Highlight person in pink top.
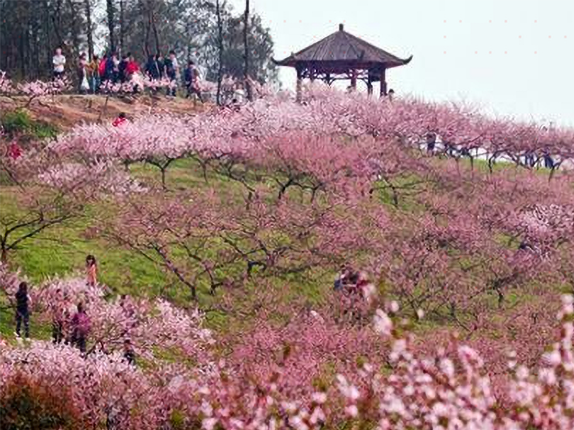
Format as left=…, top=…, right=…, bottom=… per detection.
left=70, top=302, right=91, bottom=353
left=86, top=254, right=98, bottom=286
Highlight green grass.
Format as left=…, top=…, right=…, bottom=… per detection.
left=1, top=144, right=560, bottom=344
left=0, top=156, right=339, bottom=338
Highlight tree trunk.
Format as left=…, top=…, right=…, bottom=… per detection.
left=243, top=0, right=253, bottom=101
left=66, top=0, right=80, bottom=60
left=84, top=0, right=94, bottom=59
left=142, top=0, right=151, bottom=56
left=119, top=0, right=125, bottom=53
left=215, top=0, right=224, bottom=106
left=106, top=0, right=116, bottom=52
left=1, top=243, right=7, bottom=264
left=149, top=0, right=160, bottom=54
left=43, top=0, right=52, bottom=77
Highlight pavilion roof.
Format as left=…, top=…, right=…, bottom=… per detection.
left=274, top=24, right=412, bottom=70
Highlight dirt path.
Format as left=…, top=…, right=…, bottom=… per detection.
left=0, top=94, right=208, bottom=131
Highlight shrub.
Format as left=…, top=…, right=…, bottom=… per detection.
left=0, top=373, right=79, bottom=430
left=1, top=109, right=58, bottom=139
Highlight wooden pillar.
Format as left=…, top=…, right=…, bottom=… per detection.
left=380, top=68, right=387, bottom=97
left=296, top=66, right=303, bottom=102
left=367, top=76, right=373, bottom=96
left=350, top=69, right=357, bottom=90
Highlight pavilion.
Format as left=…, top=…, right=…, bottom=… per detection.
left=274, top=24, right=412, bottom=101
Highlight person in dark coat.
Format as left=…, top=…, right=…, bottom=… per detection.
left=164, top=50, right=178, bottom=96
left=123, top=339, right=136, bottom=366
left=15, top=282, right=30, bottom=339
left=425, top=132, right=436, bottom=154
left=118, top=54, right=129, bottom=83
left=145, top=55, right=160, bottom=80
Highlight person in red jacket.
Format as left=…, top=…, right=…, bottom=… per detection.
left=99, top=53, right=108, bottom=80
left=7, top=141, right=22, bottom=160
left=112, top=112, right=128, bottom=127
left=126, top=54, right=140, bottom=93
left=126, top=54, right=139, bottom=77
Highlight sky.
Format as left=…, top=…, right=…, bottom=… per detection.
left=228, top=0, right=574, bottom=126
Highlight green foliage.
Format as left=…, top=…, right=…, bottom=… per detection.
left=169, top=409, right=186, bottom=430
left=218, top=13, right=278, bottom=84
left=1, top=109, right=58, bottom=139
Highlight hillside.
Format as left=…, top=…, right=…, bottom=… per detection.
left=0, top=94, right=207, bottom=131
left=2, top=87, right=574, bottom=429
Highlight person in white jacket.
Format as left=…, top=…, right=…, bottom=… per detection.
left=53, top=47, right=66, bottom=80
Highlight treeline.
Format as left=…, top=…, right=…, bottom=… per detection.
left=0, top=0, right=276, bottom=86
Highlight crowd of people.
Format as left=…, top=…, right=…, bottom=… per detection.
left=10, top=254, right=135, bottom=366
left=52, top=47, right=202, bottom=100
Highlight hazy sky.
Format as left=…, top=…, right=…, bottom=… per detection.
left=228, top=0, right=574, bottom=126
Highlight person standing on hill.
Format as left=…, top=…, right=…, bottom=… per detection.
left=145, top=54, right=160, bottom=81
left=544, top=152, right=555, bottom=169
left=86, top=254, right=98, bottom=286
left=105, top=53, right=119, bottom=84
left=119, top=53, right=129, bottom=83
left=88, top=54, right=101, bottom=94
left=156, top=53, right=165, bottom=79
left=164, top=50, right=179, bottom=97
left=78, top=53, right=89, bottom=94
left=51, top=288, right=66, bottom=344
left=126, top=54, right=140, bottom=92
left=185, top=60, right=203, bottom=102
left=52, top=47, right=66, bottom=80
left=113, top=53, right=121, bottom=83
left=70, top=302, right=90, bottom=353
left=99, top=53, right=108, bottom=84
left=425, top=132, right=437, bottom=154
left=126, top=54, right=140, bottom=78
left=14, top=282, right=31, bottom=339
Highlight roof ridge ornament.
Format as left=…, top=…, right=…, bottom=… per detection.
left=339, top=23, right=344, bottom=31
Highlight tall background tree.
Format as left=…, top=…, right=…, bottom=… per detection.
left=0, top=0, right=277, bottom=85
left=243, top=0, right=253, bottom=101
left=106, top=0, right=116, bottom=52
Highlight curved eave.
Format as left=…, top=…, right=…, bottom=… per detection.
left=272, top=57, right=297, bottom=67
left=386, top=55, right=413, bottom=69
left=400, top=55, right=413, bottom=66
left=273, top=55, right=413, bottom=69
